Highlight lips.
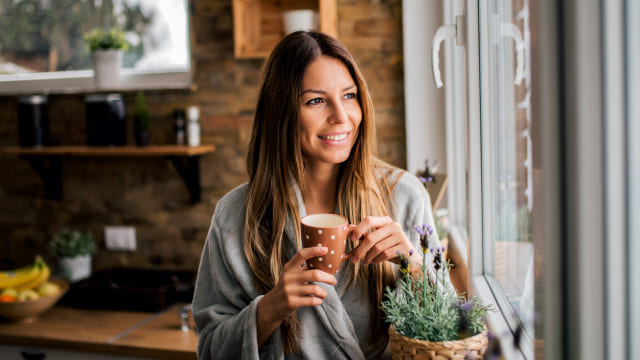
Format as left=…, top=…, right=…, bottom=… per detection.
left=319, top=133, right=348, bottom=141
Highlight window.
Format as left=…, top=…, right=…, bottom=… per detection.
left=0, top=0, right=191, bottom=94
left=433, top=0, right=639, bottom=358
left=478, top=0, right=534, bottom=333
left=442, top=0, right=534, bottom=357
left=626, top=0, right=639, bottom=356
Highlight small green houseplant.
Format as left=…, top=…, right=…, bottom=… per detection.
left=381, top=225, right=491, bottom=359
left=50, top=229, right=96, bottom=283
left=84, top=28, right=129, bottom=52
left=84, top=27, right=129, bottom=88
left=133, top=91, right=151, bottom=146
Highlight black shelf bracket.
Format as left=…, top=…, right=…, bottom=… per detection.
left=169, top=156, right=202, bottom=203
left=20, top=155, right=63, bottom=200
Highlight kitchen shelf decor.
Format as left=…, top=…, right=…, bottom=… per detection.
left=232, top=0, right=338, bottom=58
left=0, top=145, right=216, bottom=203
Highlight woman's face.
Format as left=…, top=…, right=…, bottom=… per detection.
left=299, top=55, right=362, bottom=168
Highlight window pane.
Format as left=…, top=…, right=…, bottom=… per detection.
left=480, top=0, right=534, bottom=329
left=0, top=0, right=189, bottom=75
left=627, top=0, right=640, bottom=355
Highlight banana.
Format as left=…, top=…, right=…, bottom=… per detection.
left=0, top=256, right=47, bottom=290
left=0, top=264, right=33, bottom=283
left=0, top=263, right=35, bottom=282
left=15, top=260, right=50, bottom=291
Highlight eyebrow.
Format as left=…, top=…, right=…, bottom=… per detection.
left=301, top=84, right=357, bottom=96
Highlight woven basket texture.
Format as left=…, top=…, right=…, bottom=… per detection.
left=388, top=325, right=488, bottom=360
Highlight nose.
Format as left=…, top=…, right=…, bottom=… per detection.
left=328, top=101, right=349, bottom=124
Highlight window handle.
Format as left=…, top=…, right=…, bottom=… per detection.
left=499, top=21, right=526, bottom=85
left=431, top=15, right=465, bottom=88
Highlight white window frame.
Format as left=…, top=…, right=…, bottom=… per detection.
left=627, top=0, right=640, bottom=357
left=444, top=0, right=468, bottom=255
left=0, top=68, right=193, bottom=95
left=465, top=0, right=531, bottom=358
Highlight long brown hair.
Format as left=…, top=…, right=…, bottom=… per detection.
left=244, top=31, right=398, bottom=353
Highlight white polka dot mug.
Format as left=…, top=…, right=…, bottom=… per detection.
left=300, top=213, right=350, bottom=275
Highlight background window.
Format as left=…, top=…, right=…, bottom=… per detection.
left=0, top=0, right=190, bottom=93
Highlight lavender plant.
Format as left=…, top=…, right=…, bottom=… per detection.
left=381, top=224, right=490, bottom=342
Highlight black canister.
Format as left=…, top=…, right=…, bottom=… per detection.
left=85, top=94, right=126, bottom=146
left=18, top=95, right=50, bottom=147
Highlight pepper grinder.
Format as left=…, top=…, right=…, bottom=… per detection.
left=187, top=106, right=200, bottom=147
left=179, top=303, right=193, bottom=331
left=174, top=109, right=186, bottom=145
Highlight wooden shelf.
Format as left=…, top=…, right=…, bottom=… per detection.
left=0, top=145, right=216, bottom=203
left=0, top=145, right=215, bottom=157
left=233, top=0, right=338, bottom=59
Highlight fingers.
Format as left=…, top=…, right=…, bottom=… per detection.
left=349, top=216, right=394, bottom=242
left=349, top=216, right=414, bottom=265
left=284, top=246, right=329, bottom=272
left=287, top=282, right=329, bottom=300
left=297, top=268, right=337, bottom=286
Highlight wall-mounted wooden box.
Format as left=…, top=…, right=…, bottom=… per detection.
left=232, top=0, right=338, bottom=59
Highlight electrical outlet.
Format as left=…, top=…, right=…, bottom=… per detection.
left=104, top=226, right=137, bottom=251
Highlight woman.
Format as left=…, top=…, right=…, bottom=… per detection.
left=192, top=31, right=444, bottom=359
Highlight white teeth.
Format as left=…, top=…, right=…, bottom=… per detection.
left=320, top=133, right=347, bottom=141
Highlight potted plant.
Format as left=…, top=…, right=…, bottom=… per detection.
left=50, top=229, right=96, bottom=283
left=133, top=91, right=150, bottom=146
left=84, top=27, right=129, bottom=88
left=381, top=224, right=491, bottom=359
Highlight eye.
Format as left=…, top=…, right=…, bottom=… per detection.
left=306, top=98, right=324, bottom=105
left=343, top=92, right=357, bottom=100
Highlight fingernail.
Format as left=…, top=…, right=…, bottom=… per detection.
left=351, top=233, right=356, bottom=241
left=351, top=256, right=359, bottom=263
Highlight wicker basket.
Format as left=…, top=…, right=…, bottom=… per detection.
left=388, top=325, right=489, bottom=360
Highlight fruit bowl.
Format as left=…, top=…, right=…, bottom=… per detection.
left=0, top=279, right=69, bottom=322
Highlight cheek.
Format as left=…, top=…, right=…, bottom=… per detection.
left=349, top=106, right=363, bottom=128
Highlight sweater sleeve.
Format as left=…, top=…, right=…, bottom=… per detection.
left=192, top=187, right=283, bottom=360
left=392, top=172, right=455, bottom=293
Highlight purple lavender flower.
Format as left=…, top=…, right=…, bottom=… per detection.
left=485, top=332, right=502, bottom=360
left=396, top=251, right=410, bottom=274
left=414, top=224, right=434, bottom=253
left=431, top=246, right=445, bottom=271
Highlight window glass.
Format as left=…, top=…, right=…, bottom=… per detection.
left=0, top=0, right=190, bottom=93
left=479, top=0, right=534, bottom=330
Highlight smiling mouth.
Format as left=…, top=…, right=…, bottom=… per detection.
left=319, top=133, right=348, bottom=141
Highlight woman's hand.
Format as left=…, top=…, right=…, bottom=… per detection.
left=256, top=246, right=337, bottom=346
left=349, top=216, right=416, bottom=266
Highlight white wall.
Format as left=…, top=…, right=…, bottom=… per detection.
left=402, top=0, right=446, bottom=175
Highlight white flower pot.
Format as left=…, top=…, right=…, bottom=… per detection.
left=91, top=50, right=122, bottom=89
left=283, top=10, right=318, bottom=34
left=59, top=255, right=92, bottom=283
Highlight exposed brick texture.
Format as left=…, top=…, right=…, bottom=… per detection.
left=0, top=0, right=406, bottom=271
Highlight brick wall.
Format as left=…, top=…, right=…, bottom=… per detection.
left=0, top=0, right=405, bottom=271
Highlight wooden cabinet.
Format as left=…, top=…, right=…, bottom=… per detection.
left=233, top=0, right=338, bottom=58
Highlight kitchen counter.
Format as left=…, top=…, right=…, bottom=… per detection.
left=0, top=304, right=198, bottom=360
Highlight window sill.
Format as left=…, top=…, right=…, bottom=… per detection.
left=447, top=227, right=532, bottom=359
left=472, top=276, right=531, bottom=359
left=0, top=68, right=194, bottom=96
